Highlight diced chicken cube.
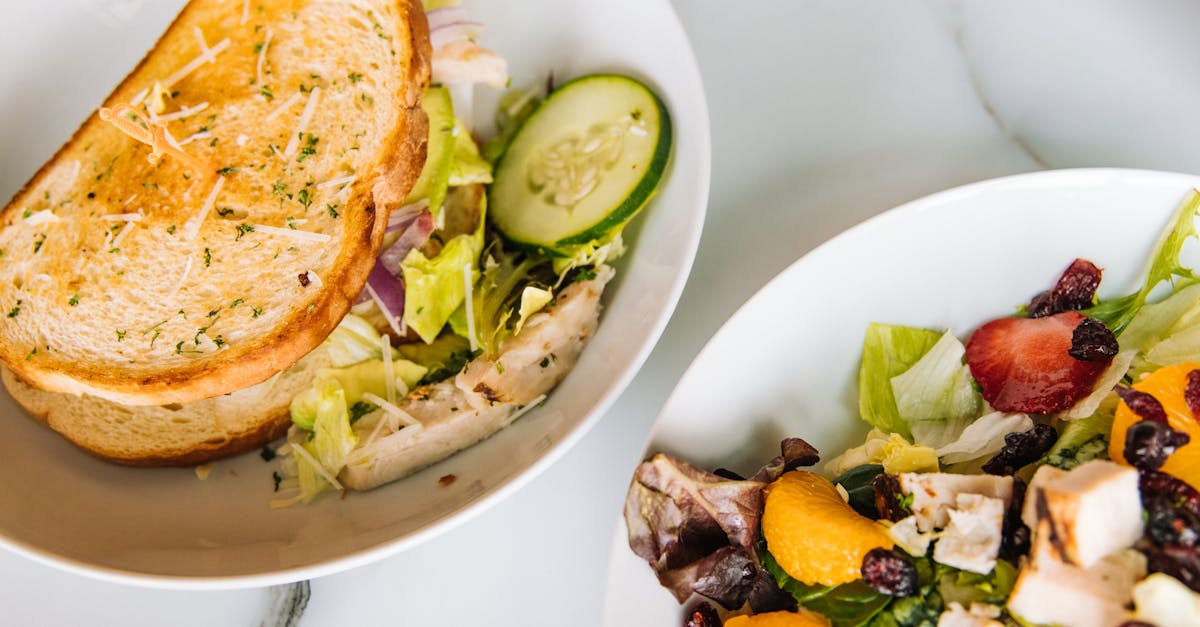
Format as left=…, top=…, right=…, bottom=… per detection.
left=1021, top=460, right=1142, bottom=568
left=1007, top=548, right=1146, bottom=627
left=933, top=493, right=1005, bottom=574
left=1132, top=573, right=1200, bottom=626
left=898, top=472, right=1013, bottom=532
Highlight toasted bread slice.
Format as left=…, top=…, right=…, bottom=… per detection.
left=0, top=0, right=430, bottom=406
left=1, top=342, right=331, bottom=466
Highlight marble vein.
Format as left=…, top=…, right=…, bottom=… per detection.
left=939, top=0, right=1051, bottom=170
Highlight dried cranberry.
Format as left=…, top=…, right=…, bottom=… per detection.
left=1116, top=387, right=1168, bottom=424
left=861, top=548, right=918, bottom=597
left=1124, top=420, right=1191, bottom=471
left=1141, top=470, right=1200, bottom=518
left=983, top=424, right=1059, bottom=476
left=1027, top=258, right=1102, bottom=318
left=1142, top=542, right=1200, bottom=592
left=999, top=477, right=1032, bottom=562
left=1187, top=370, right=1200, bottom=418
left=1068, top=317, right=1118, bottom=362
left=683, top=601, right=721, bottom=627
left=872, top=473, right=908, bottom=522
left=1146, top=498, right=1200, bottom=547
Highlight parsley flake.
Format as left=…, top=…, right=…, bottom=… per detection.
left=235, top=223, right=255, bottom=241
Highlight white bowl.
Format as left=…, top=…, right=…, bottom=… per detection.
left=602, top=168, right=1199, bottom=625
left=0, top=0, right=710, bottom=587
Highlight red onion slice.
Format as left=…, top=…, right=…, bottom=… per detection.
left=425, top=6, right=469, bottom=31
left=380, top=210, right=435, bottom=274
left=387, top=199, right=430, bottom=233
left=431, top=21, right=483, bottom=50
left=365, top=259, right=406, bottom=335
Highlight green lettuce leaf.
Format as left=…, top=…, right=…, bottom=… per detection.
left=402, top=233, right=482, bottom=343
left=891, top=331, right=981, bottom=449
left=859, top=323, right=944, bottom=439
left=404, top=87, right=457, bottom=219
left=550, top=232, right=626, bottom=276
left=396, top=332, right=476, bottom=385
left=481, top=83, right=543, bottom=163
left=1041, top=398, right=1115, bottom=470
left=824, top=429, right=940, bottom=477
left=459, top=239, right=552, bottom=357
left=324, top=313, right=396, bottom=367
left=290, top=358, right=428, bottom=429
left=760, top=547, right=890, bottom=627
left=1084, top=189, right=1200, bottom=335
left=448, top=118, right=493, bottom=187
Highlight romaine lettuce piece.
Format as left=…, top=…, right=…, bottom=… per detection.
left=891, top=330, right=982, bottom=449
left=404, top=87, right=457, bottom=220
left=396, top=332, right=475, bottom=385
left=1041, top=399, right=1115, bottom=470
left=514, top=286, right=553, bottom=334
left=448, top=118, right=492, bottom=186
left=858, top=323, right=944, bottom=439
left=402, top=233, right=480, bottom=343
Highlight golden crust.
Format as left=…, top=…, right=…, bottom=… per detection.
left=0, top=0, right=433, bottom=406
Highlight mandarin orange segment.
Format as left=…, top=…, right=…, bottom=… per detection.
left=761, top=471, right=893, bottom=587
left=1110, top=361, right=1200, bottom=490
left=724, top=609, right=831, bottom=627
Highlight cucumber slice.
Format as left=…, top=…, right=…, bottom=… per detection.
left=488, top=74, right=671, bottom=251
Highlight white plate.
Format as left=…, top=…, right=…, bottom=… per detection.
left=0, top=0, right=709, bottom=587
left=601, top=168, right=1200, bottom=625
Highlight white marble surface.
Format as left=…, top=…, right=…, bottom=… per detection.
left=3, top=0, right=1200, bottom=624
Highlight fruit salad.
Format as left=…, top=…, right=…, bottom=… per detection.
left=625, top=192, right=1200, bottom=626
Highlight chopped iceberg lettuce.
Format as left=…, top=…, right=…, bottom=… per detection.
left=858, top=323, right=944, bottom=440
left=290, top=359, right=428, bottom=430
left=551, top=233, right=626, bottom=276
left=891, top=330, right=982, bottom=449
left=324, top=313, right=397, bottom=367
left=1041, top=399, right=1116, bottom=470
left=936, top=412, right=1033, bottom=465
left=514, top=286, right=553, bottom=334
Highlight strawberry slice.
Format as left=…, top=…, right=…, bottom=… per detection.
left=965, top=311, right=1113, bottom=413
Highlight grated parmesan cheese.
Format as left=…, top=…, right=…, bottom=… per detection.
left=248, top=224, right=331, bottom=242
left=363, top=281, right=404, bottom=338
left=381, top=333, right=396, bottom=404
left=193, top=27, right=209, bottom=52
left=288, top=442, right=344, bottom=491
left=153, top=101, right=209, bottom=123
left=121, top=194, right=137, bottom=207
left=167, top=256, right=194, bottom=301
left=317, top=174, right=356, bottom=190
left=102, top=213, right=143, bottom=222
left=240, top=0, right=249, bottom=25
left=256, top=28, right=273, bottom=87
left=23, top=210, right=60, bottom=226
left=463, top=262, right=478, bottom=352
left=179, top=130, right=212, bottom=146
left=284, top=87, right=321, bottom=158
left=236, top=134, right=249, bottom=147
left=130, top=86, right=150, bottom=107
left=163, top=37, right=231, bottom=89
left=361, top=392, right=421, bottom=428
left=264, top=91, right=302, bottom=123
left=183, top=176, right=225, bottom=240
left=110, top=220, right=135, bottom=248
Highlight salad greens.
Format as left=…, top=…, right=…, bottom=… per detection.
left=628, top=190, right=1200, bottom=624
left=858, top=324, right=943, bottom=440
